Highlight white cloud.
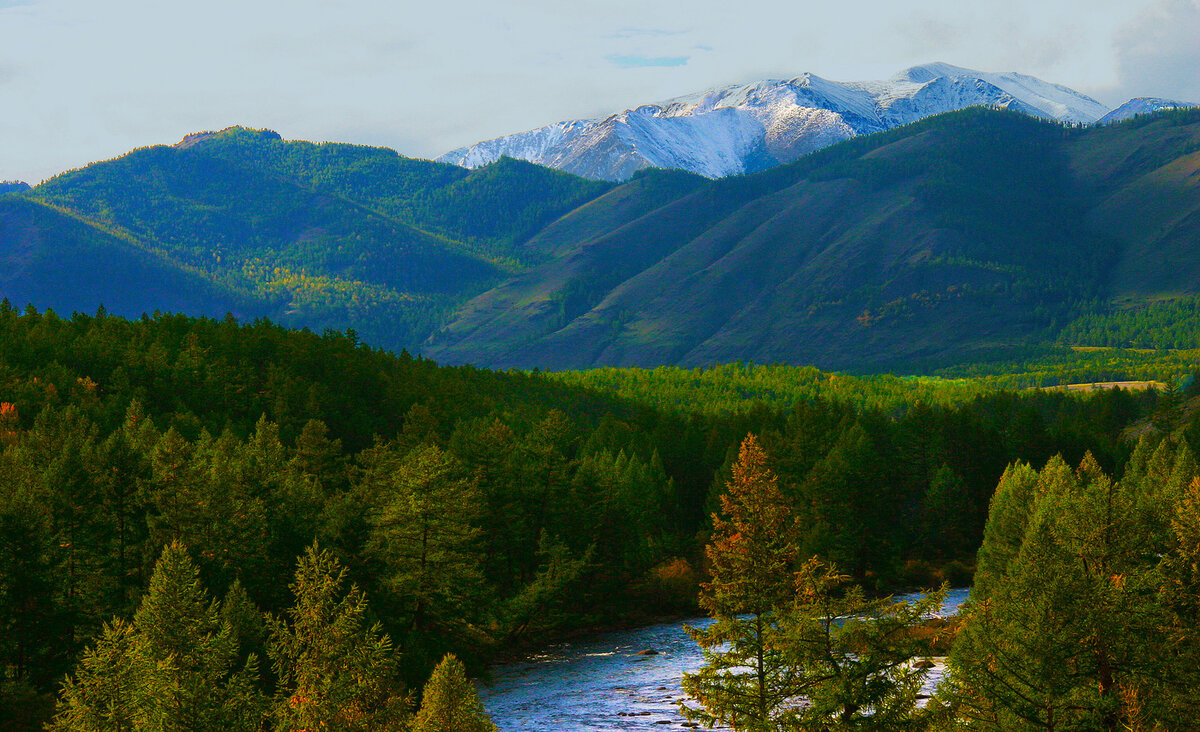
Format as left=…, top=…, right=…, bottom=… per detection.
left=1110, top=0, right=1200, bottom=102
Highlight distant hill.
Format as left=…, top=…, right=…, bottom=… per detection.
left=5, top=108, right=1200, bottom=371
left=1098, top=97, right=1198, bottom=125
left=425, top=107, right=1200, bottom=370
left=8, top=128, right=613, bottom=350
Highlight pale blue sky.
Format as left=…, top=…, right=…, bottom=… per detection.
left=1, top=0, right=1198, bottom=183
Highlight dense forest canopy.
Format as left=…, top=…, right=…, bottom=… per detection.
left=2, top=305, right=1192, bottom=730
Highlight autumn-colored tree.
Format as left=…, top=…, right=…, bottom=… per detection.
left=681, top=434, right=799, bottom=731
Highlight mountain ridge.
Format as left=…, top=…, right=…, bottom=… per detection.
left=438, top=63, right=1111, bottom=181
left=5, top=107, right=1200, bottom=372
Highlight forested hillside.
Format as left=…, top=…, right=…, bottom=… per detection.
left=0, top=308, right=1171, bottom=730
left=428, top=107, right=1200, bottom=370
left=4, top=108, right=1200, bottom=372
left=3, top=128, right=615, bottom=353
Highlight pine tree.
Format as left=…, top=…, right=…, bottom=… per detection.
left=127, top=542, right=264, bottom=732
left=412, top=654, right=497, bottom=732
left=267, top=544, right=408, bottom=731
left=681, top=434, right=799, bottom=731
left=48, top=619, right=137, bottom=732
left=777, top=558, right=944, bottom=731
left=364, top=443, right=486, bottom=657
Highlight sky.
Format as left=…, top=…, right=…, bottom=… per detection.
left=2, top=0, right=1199, bottom=184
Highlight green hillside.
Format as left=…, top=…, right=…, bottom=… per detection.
left=6, top=128, right=620, bottom=351
left=5, top=109, right=1200, bottom=370
left=0, top=196, right=259, bottom=319
left=427, top=108, right=1200, bottom=371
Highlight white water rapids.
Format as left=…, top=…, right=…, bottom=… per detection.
left=478, top=588, right=970, bottom=730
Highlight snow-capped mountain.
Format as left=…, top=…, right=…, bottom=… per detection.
left=1098, top=97, right=1199, bottom=125
left=438, top=62, right=1111, bottom=181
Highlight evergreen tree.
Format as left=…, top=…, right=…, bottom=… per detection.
left=948, top=454, right=1178, bottom=730
left=364, top=443, right=486, bottom=658
left=50, top=543, right=263, bottom=732
left=48, top=619, right=136, bottom=732
left=412, top=653, right=497, bottom=732
left=681, top=434, right=799, bottom=731
left=127, top=542, right=264, bottom=732
left=777, top=558, right=944, bottom=731
left=267, top=544, right=408, bottom=732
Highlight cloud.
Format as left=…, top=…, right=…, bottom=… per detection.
left=1111, top=0, right=1200, bottom=102
left=605, top=28, right=688, bottom=40
left=607, top=54, right=689, bottom=69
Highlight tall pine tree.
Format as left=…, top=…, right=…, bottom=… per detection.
left=681, top=434, right=799, bottom=730
left=267, top=544, right=408, bottom=732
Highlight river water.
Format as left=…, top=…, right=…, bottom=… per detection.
left=478, top=588, right=970, bottom=731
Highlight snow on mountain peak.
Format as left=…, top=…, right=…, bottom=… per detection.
left=1098, top=97, right=1199, bottom=124
left=437, top=63, right=1114, bottom=181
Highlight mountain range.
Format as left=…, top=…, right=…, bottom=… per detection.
left=438, top=63, right=1121, bottom=181
left=3, top=103, right=1200, bottom=372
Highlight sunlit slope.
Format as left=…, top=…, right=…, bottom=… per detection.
left=427, top=108, right=1127, bottom=369
left=4, top=127, right=614, bottom=350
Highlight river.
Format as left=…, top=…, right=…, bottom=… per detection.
left=478, top=588, right=970, bottom=731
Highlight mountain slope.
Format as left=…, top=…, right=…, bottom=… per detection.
left=1098, top=98, right=1198, bottom=125
left=439, top=63, right=1110, bottom=181
left=0, top=196, right=256, bottom=319
left=6, top=128, right=621, bottom=349
left=178, top=128, right=612, bottom=264
left=426, top=107, right=1200, bottom=371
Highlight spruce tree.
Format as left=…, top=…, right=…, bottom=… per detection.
left=412, top=654, right=497, bottom=732
left=49, top=619, right=137, bottom=732
left=267, top=544, right=408, bottom=731
left=127, top=542, right=264, bottom=732
left=681, top=434, right=799, bottom=731
left=50, top=542, right=263, bottom=732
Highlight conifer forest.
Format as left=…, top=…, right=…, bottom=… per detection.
left=0, top=304, right=1196, bottom=730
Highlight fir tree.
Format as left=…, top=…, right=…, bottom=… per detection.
left=267, top=544, right=408, bottom=731
left=412, top=654, right=497, bottom=732
left=681, top=434, right=799, bottom=731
